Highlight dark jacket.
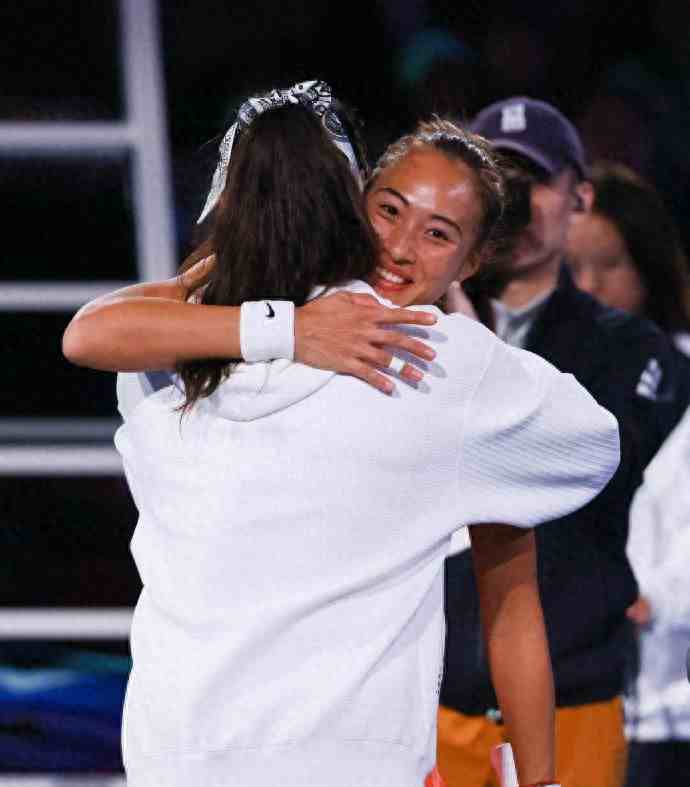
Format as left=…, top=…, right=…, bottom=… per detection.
left=441, top=265, right=686, bottom=710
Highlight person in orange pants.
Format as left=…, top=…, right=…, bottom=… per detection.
left=437, top=96, right=684, bottom=787
left=438, top=694, right=627, bottom=786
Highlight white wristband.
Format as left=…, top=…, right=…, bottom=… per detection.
left=239, top=300, right=295, bottom=362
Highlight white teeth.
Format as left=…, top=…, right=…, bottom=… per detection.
left=377, top=266, right=406, bottom=284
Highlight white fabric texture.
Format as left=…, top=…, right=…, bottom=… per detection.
left=114, top=281, right=619, bottom=787
left=625, top=402, right=690, bottom=741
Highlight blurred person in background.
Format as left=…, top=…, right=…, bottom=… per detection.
left=436, top=97, right=685, bottom=787
left=566, top=161, right=690, bottom=787
left=64, top=87, right=620, bottom=786
left=566, top=162, right=690, bottom=358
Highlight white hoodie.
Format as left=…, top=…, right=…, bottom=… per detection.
left=114, top=281, right=619, bottom=787
left=625, top=404, right=690, bottom=741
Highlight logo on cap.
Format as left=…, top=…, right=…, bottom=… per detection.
left=501, top=103, right=527, bottom=133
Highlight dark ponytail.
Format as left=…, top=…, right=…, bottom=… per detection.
left=177, top=102, right=378, bottom=413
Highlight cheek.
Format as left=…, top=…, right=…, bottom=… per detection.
left=536, top=192, right=569, bottom=230
left=608, top=267, right=647, bottom=313
left=368, top=221, right=392, bottom=260
left=418, top=251, right=464, bottom=295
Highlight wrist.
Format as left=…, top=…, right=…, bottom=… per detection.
left=239, top=300, right=295, bottom=362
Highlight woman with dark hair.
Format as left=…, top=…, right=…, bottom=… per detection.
left=64, top=86, right=619, bottom=787
left=566, top=161, right=690, bottom=352
left=567, top=162, right=690, bottom=787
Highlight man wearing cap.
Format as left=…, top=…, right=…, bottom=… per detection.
left=437, top=98, right=684, bottom=787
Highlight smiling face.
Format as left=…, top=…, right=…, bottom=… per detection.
left=365, top=148, right=485, bottom=306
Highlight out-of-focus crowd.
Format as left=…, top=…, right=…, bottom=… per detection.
left=437, top=95, right=690, bottom=787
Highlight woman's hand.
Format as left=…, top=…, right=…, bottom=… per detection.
left=626, top=596, right=652, bottom=626
left=179, top=255, right=216, bottom=296
left=296, top=292, right=438, bottom=394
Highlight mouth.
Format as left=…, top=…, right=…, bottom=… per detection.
left=372, top=265, right=414, bottom=292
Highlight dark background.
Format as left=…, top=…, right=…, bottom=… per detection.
left=6, top=0, right=688, bottom=254
left=3, top=0, right=689, bottom=633
left=1, top=0, right=689, bottom=772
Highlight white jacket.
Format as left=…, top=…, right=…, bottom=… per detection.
left=115, top=281, right=619, bottom=787
left=626, top=403, right=690, bottom=741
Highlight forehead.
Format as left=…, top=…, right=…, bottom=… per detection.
left=571, top=213, right=624, bottom=249
left=374, top=148, right=483, bottom=216
left=379, top=147, right=475, bottom=190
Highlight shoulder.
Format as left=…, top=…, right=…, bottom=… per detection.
left=431, top=311, right=501, bottom=368
left=432, top=310, right=496, bottom=342
left=557, top=283, right=671, bottom=368
left=565, top=283, right=661, bottom=343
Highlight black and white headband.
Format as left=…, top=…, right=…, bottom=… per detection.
left=197, top=80, right=362, bottom=224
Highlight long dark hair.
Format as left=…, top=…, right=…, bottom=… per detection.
left=590, top=161, right=690, bottom=334
left=177, top=102, right=379, bottom=412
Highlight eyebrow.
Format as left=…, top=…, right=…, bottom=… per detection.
left=374, top=187, right=463, bottom=237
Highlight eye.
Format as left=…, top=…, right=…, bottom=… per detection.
left=379, top=202, right=398, bottom=218
left=427, top=227, right=450, bottom=242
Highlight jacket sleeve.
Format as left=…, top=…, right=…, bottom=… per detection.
left=627, top=410, right=690, bottom=629
left=459, top=341, right=620, bottom=527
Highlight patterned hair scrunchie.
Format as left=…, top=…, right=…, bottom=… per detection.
left=197, top=79, right=362, bottom=223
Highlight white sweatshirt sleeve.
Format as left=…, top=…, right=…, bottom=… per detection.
left=627, top=411, right=690, bottom=629
left=638, top=531, right=690, bottom=630
left=459, top=341, right=620, bottom=527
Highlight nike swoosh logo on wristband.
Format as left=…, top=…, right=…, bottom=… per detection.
left=265, top=302, right=275, bottom=318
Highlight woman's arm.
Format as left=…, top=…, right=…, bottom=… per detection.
left=62, top=261, right=438, bottom=393
left=469, top=524, right=555, bottom=786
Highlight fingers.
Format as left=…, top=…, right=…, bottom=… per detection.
left=357, top=346, right=425, bottom=384
left=299, top=291, right=437, bottom=392
left=345, top=294, right=437, bottom=326
left=182, top=255, right=216, bottom=287
left=376, top=306, right=437, bottom=326
left=348, top=293, right=380, bottom=306
left=397, top=362, right=424, bottom=383
left=348, top=360, right=395, bottom=395
left=372, top=330, right=436, bottom=362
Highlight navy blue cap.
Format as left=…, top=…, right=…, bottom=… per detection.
left=470, top=97, right=588, bottom=180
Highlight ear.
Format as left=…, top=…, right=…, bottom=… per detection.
left=457, top=249, right=483, bottom=283
left=574, top=180, right=594, bottom=213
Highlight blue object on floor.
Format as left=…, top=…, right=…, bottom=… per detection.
left=0, top=656, right=129, bottom=771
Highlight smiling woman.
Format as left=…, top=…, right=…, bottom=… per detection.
left=364, top=119, right=504, bottom=307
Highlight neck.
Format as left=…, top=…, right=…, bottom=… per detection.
left=497, top=253, right=562, bottom=310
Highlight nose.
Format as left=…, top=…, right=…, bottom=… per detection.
left=386, top=222, right=416, bottom=265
